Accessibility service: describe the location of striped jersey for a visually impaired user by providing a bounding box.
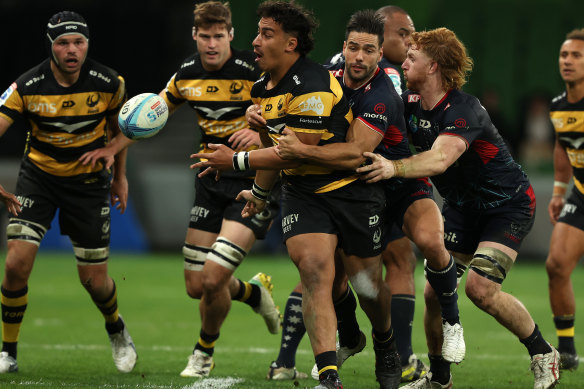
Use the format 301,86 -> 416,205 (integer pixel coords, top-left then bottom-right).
0,58 -> 126,177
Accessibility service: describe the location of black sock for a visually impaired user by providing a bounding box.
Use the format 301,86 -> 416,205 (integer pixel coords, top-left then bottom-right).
372,326 -> 394,349
105,316 -> 125,334
392,294 -> 415,365
194,330 -> 219,356
315,351 -> 338,380
276,291 -> 306,367
520,324 -> 552,357
334,286 -> 360,348
233,279 -> 261,308
428,354 -> 451,384
554,315 -> 576,354
425,256 -> 459,324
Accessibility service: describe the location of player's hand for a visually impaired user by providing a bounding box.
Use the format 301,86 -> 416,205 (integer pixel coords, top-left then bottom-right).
229,128 -> 260,150
111,175 -> 128,214
548,196 -> 565,225
190,144 -> 236,171
275,128 -> 303,160
236,190 -> 266,218
356,152 -> 395,183
0,184 -> 21,216
245,104 -> 266,129
79,147 -> 115,170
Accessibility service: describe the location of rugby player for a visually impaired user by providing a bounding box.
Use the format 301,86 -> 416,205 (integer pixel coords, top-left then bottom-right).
546,27 -> 584,372
271,6 -> 463,384
0,11 -> 137,373
79,1 -> 281,378
191,4 -> 401,389
357,27 -> 560,389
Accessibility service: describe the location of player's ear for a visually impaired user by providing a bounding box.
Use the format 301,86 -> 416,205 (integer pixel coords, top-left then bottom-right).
342,41 -> 347,56
286,36 -> 298,52
192,26 -> 197,41
229,27 -> 234,40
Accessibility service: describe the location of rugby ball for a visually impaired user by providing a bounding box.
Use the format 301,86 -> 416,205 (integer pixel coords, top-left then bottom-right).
118,93 -> 168,140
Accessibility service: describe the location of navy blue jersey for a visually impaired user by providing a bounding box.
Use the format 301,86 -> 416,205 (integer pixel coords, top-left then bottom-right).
403,89 -> 532,209
330,64 -> 411,162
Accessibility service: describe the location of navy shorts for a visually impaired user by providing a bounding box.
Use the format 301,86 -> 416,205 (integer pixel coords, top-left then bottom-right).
12,159 -> 111,248
280,180 -> 386,258
383,177 -> 434,246
190,173 -> 279,239
442,189 -> 535,254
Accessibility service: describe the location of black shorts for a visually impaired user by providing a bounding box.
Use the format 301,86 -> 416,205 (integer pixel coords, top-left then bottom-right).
442,189 -> 535,254
12,159 -> 111,248
190,174 -> 279,239
280,180 -> 385,258
383,177 -> 434,245
557,187 -> 584,231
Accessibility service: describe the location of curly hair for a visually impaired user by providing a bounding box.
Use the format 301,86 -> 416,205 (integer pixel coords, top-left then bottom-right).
410,27 -> 473,90
194,1 -> 232,32
256,1 -> 318,56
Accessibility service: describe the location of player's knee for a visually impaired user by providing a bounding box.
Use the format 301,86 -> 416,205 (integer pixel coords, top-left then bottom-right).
349,271 -> 380,300
545,255 -> 566,280
7,219 -> 46,246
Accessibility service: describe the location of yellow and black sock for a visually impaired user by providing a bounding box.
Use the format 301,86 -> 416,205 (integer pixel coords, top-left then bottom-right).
554,315 -> 576,354
233,279 -> 261,309
194,330 -> 219,356
1,285 -> 28,359
93,282 -> 123,334
315,350 -> 338,380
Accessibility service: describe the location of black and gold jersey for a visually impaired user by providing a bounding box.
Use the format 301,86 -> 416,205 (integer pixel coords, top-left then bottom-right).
251,56 -> 353,193
0,58 -> 126,177
550,92 -> 584,195
162,47 -> 261,154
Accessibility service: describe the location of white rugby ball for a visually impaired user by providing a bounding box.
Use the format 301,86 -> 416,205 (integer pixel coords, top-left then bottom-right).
118,93 -> 168,140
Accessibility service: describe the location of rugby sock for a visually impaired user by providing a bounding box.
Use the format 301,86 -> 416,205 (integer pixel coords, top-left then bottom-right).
92,282 -> 122,333
233,279 -> 261,309
428,354 -> 451,385
520,324 -> 553,357
372,326 -> 394,349
195,330 -> 219,356
334,286 -> 360,348
554,315 -> 576,354
276,291 -> 305,368
315,351 -> 338,380
1,285 -> 28,359
425,256 -> 459,324
392,294 -> 415,366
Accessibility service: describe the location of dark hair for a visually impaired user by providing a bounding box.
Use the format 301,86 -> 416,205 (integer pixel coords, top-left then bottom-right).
194,1 -> 232,31
566,28 -> 584,41
345,9 -> 385,47
256,0 -> 318,56
376,5 -> 408,18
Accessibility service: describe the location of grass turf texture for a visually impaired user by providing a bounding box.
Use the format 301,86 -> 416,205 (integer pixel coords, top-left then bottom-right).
0,251 -> 582,388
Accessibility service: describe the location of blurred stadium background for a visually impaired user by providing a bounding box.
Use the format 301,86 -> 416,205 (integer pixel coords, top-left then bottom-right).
1,0 -> 584,258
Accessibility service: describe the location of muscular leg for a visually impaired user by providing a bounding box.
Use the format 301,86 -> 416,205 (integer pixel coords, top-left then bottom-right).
545,222 -> 584,359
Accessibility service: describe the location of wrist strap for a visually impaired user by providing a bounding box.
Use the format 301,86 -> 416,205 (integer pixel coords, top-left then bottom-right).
392,159 -> 406,178
232,151 -> 250,171
552,180 -> 568,197
251,182 -> 270,201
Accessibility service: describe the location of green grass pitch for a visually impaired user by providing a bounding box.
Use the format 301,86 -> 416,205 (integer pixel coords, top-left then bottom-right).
0,251 -> 582,388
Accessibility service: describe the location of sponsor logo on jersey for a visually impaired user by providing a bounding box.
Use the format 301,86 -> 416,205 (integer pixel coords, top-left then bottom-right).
551,117 -> 563,129
408,114 -> 418,132
408,94 -> 420,103
0,83 -> 17,107
101,206 -> 110,216
206,86 -> 219,93
102,220 -> 110,234
182,60 -> 195,68
369,215 -> 379,226
28,102 -> 57,114
568,117 -> 578,124
373,227 -> 382,249
86,93 -> 100,107
180,86 -> 202,97
62,100 -> 75,108
293,75 -> 301,85
193,106 -> 239,120
235,58 -> 255,71
190,206 -> 210,222
419,119 -> 431,129
299,96 -> 324,115
15,196 -> 34,209
374,103 -> 386,114
89,70 -> 111,83
265,104 -> 272,112
454,118 -> 467,128
277,98 -> 283,111
229,81 -> 243,94
560,203 -> 577,218
25,74 -> 45,87
363,112 -> 387,121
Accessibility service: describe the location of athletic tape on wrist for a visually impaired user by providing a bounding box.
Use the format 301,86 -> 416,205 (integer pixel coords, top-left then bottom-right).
251,182 -> 270,201
232,151 -> 250,171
